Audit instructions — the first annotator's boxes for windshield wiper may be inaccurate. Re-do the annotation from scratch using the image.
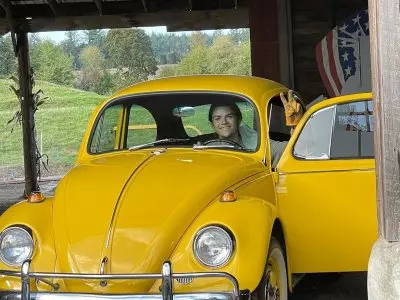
[129,138,190,151]
[193,144,236,150]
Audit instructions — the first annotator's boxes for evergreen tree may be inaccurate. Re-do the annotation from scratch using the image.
[0,35,16,76]
[106,28,158,82]
[61,31,84,69]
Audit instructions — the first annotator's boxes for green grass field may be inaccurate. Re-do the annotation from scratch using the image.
[0,79,105,178]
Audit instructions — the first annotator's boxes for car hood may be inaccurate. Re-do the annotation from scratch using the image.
[52,148,262,290]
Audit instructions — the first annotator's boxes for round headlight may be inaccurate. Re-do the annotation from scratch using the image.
[193,226,234,268]
[0,227,33,267]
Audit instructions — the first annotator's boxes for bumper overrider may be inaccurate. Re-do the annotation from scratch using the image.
[0,260,250,300]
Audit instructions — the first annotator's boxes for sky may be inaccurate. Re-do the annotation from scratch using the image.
[37,26,168,43]
[36,26,226,43]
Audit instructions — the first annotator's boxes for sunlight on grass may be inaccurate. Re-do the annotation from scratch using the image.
[0,79,104,179]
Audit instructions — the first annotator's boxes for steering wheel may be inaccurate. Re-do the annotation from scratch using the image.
[203,139,244,149]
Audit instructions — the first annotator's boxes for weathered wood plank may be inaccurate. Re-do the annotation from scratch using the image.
[44,0,60,16]
[249,0,280,81]
[16,29,39,196]
[294,69,322,82]
[278,0,294,87]
[293,59,319,71]
[292,22,331,35]
[292,45,319,61]
[293,10,331,22]
[17,8,248,32]
[368,0,400,241]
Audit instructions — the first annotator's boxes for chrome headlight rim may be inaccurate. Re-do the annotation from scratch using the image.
[0,226,34,268]
[193,225,234,268]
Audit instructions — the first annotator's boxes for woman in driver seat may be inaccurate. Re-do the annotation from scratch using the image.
[208,90,304,168]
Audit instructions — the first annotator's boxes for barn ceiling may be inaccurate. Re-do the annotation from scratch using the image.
[0,0,249,34]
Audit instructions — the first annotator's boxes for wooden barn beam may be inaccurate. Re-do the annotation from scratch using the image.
[249,0,293,86]
[277,0,293,87]
[44,0,60,16]
[4,0,242,19]
[16,29,39,196]
[22,8,248,32]
[0,19,9,34]
[0,0,15,43]
[7,2,144,18]
[94,0,103,15]
[367,0,400,298]
[249,0,278,80]
[0,1,39,197]
[141,0,148,13]
[167,8,247,31]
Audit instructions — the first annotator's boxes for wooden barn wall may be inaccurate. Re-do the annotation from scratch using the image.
[291,0,368,103]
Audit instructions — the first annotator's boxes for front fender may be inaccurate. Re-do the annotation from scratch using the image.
[0,198,56,291]
[150,177,277,293]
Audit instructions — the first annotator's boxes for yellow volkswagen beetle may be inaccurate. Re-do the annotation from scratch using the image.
[0,75,377,300]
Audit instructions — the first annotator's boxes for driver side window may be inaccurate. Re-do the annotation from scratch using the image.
[126,105,157,148]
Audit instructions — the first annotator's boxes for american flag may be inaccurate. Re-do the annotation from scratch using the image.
[316,9,370,97]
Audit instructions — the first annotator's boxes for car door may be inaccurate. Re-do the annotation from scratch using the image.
[274,95,378,274]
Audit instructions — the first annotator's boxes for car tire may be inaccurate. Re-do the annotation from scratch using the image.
[252,237,288,300]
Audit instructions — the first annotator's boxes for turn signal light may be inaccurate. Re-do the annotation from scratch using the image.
[27,191,45,203]
[220,190,237,202]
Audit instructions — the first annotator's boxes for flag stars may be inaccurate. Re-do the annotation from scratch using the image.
[345,66,352,76]
[342,52,349,62]
[339,24,348,32]
[353,14,361,24]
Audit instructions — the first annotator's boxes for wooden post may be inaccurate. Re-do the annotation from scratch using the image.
[367,0,400,298]
[249,0,294,87]
[277,0,294,88]
[16,29,39,196]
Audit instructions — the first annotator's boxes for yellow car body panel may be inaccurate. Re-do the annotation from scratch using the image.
[0,76,378,297]
[150,176,277,293]
[276,92,378,273]
[51,149,267,292]
[0,199,56,291]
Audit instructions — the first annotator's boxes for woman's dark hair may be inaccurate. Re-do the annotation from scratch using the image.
[208,102,242,122]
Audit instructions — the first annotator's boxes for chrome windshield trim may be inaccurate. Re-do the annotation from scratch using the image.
[0,261,240,300]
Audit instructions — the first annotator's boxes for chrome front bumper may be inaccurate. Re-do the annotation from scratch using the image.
[0,292,236,300]
[0,260,247,300]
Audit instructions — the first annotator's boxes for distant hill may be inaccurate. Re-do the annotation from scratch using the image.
[0,79,105,181]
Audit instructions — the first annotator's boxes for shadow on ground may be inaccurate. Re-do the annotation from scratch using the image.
[290,272,367,299]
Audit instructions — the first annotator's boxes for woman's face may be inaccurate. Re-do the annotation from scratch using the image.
[211,106,240,139]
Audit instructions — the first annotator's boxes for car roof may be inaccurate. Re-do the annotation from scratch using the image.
[107,75,288,107]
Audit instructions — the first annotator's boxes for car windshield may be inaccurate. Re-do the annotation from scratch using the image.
[89,92,260,153]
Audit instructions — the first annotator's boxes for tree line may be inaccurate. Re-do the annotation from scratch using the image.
[0,28,250,96]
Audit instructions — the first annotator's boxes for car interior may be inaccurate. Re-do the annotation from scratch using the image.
[267,96,292,142]
[123,92,260,150]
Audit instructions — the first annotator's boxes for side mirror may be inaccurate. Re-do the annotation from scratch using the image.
[173,106,195,117]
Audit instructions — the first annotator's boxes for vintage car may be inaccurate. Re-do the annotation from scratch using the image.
[0,75,378,300]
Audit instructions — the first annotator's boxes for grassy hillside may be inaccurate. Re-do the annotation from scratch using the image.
[0,79,105,179]
[0,79,255,181]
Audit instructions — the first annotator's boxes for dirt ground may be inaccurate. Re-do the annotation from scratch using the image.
[0,180,367,299]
